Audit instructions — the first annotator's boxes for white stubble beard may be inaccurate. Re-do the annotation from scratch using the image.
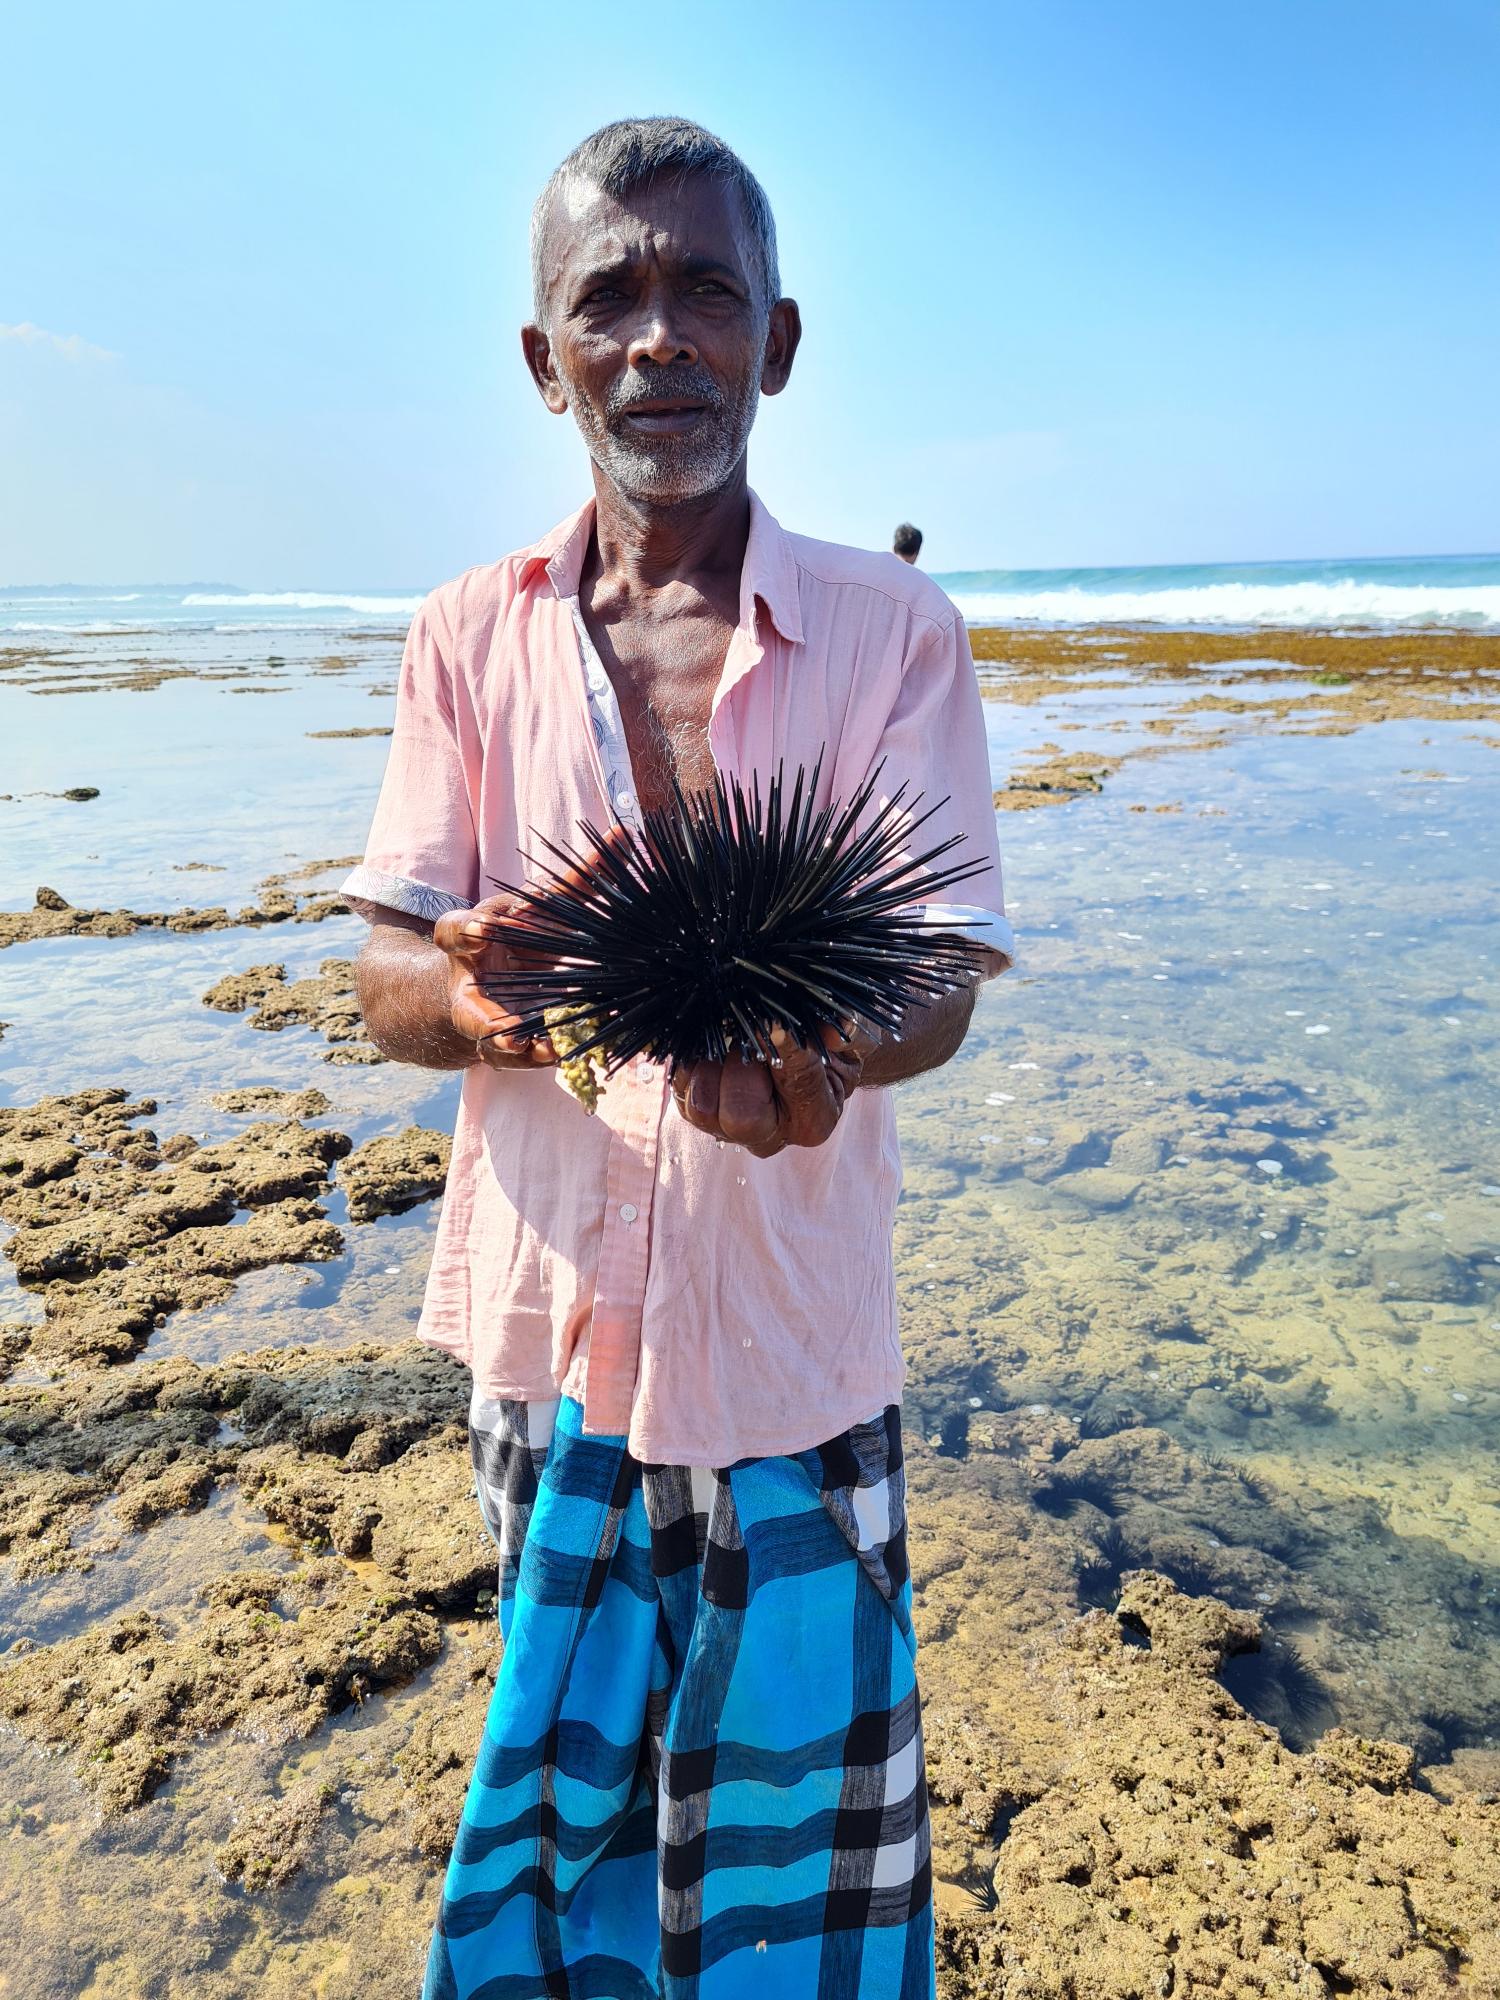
[554,355,762,506]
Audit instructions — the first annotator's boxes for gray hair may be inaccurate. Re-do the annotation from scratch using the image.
[530,117,781,328]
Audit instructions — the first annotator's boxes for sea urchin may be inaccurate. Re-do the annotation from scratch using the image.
[481,755,991,1082]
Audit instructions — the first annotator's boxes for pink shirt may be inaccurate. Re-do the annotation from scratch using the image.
[344,494,1012,1465]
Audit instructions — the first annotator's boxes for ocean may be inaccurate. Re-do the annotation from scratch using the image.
[4,550,1500,634]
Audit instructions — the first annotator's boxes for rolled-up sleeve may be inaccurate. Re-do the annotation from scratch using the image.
[341,592,481,925]
[871,611,1014,978]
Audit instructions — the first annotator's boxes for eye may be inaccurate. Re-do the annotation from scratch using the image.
[690,280,730,296]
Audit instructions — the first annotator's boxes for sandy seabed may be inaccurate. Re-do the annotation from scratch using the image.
[0,623,1497,1997]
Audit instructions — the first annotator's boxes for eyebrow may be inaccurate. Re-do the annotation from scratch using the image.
[568,249,745,299]
[676,252,742,284]
[570,260,634,297]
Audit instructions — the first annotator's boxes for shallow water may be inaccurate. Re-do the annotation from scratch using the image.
[2,621,1498,1990]
[900,708,1498,1749]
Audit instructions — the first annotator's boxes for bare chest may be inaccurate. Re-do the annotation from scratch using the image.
[583,606,732,812]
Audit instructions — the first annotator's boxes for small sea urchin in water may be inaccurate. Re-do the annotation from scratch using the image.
[483,757,990,1087]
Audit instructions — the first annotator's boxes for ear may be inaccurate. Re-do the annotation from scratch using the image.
[521,323,571,415]
[760,298,802,398]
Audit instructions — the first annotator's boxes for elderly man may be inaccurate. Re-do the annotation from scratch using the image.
[345,117,1011,2000]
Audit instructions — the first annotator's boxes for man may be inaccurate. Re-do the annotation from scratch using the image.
[892,522,923,565]
[345,117,1012,2000]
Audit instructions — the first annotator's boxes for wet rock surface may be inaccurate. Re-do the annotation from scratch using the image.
[215,1772,340,1890]
[342,1128,452,1223]
[0,1338,473,1576]
[212,1085,333,1118]
[926,1571,1499,1997]
[0,1556,442,1813]
[202,956,383,1064]
[0,881,350,949]
[995,751,1123,811]
[0,1089,351,1368]
[970,624,1500,809]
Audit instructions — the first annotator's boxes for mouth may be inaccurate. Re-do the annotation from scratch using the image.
[617,399,712,437]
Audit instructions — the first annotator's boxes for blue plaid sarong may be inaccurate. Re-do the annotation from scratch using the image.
[422,1393,934,2000]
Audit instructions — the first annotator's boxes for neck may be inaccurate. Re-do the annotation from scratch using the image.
[589,458,751,592]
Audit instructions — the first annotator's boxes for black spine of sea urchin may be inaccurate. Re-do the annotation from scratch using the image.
[480,754,991,1072]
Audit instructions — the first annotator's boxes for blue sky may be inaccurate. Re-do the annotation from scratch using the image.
[3,0,1497,584]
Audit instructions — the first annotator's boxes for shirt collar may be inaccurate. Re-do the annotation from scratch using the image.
[517,488,804,647]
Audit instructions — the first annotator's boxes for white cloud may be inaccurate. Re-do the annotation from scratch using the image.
[0,320,118,364]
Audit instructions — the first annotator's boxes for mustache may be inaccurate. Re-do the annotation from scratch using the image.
[606,367,725,421]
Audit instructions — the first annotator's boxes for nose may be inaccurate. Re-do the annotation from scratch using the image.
[626,300,698,370]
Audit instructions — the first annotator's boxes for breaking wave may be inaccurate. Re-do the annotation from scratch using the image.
[946,576,1500,629]
[181,590,424,616]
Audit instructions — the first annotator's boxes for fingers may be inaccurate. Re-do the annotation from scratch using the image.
[436,898,561,1065]
[450,974,554,1068]
[765,1026,843,1147]
[816,1019,870,1103]
[437,894,560,975]
[671,1058,780,1152]
[670,1024,864,1154]
[715,1056,779,1149]
[672,1060,724,1135]
[434,895,524,960]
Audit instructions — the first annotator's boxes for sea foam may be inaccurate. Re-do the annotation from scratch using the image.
[948,578,1500,628]
[180,590,425,616]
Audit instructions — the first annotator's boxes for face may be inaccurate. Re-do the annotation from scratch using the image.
[523,174,800,506]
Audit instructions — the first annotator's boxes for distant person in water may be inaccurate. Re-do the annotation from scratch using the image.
[893,521,923,565]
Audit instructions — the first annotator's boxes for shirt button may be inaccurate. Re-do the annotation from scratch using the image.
[617,790,635,811]
[619,1202,639,1224]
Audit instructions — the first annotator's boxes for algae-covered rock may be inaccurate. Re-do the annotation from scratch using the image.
[0,882,348,950]
[928,1577,1500,1999]
[394,1654,501,1862]
[202,957,382,1064]
[212,1086,333,1118]
[341,1128,451,1223]
[0,1559,442,1813]
[202,964,287,1013]
[0,1091,351,1368]
[0,1340,470,1580]
[216,1773,340,1890]
[238,1434,492,1611]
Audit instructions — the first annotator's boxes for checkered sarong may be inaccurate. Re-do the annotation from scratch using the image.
[421,1393,934,1999]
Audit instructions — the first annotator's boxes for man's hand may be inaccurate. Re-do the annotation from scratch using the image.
[670,1020,880,1158]
[433,896,559,1071]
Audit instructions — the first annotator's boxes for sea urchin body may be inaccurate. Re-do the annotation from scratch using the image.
[482,755,991,1080]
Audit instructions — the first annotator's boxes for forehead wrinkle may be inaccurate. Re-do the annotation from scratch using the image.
[545,178,758,311]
